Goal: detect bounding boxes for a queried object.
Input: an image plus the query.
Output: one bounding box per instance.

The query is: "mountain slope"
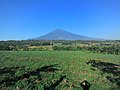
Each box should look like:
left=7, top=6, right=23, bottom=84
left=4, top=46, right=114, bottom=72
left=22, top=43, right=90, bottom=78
left=31, top=29, right=103, bottom=40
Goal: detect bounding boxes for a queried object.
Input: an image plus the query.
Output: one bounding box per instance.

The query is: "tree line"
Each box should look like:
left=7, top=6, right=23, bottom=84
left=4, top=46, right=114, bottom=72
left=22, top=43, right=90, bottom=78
left=0, top=40, right=120, bottom=55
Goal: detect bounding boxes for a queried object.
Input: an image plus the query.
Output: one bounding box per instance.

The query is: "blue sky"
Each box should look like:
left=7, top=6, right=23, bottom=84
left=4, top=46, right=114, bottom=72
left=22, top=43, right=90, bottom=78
left=0, top=0, right=120, bottom=40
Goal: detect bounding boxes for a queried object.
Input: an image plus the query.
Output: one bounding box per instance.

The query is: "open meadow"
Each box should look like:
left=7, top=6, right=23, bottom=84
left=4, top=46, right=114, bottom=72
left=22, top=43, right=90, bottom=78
left=0, top=51, right=120, bottom=90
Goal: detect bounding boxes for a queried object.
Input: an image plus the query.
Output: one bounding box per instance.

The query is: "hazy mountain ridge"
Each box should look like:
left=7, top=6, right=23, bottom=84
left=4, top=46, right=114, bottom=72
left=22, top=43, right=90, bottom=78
left=31, top=29, right=103, bottom=40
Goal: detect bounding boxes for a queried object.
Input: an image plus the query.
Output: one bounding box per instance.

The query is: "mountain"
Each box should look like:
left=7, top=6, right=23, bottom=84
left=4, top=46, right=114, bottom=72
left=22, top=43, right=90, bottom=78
left=31, top=29, right=103, bottom=40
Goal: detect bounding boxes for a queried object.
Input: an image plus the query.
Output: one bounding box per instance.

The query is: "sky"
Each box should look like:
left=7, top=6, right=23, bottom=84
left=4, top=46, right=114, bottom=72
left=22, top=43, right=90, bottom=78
left=0, top=0, right=120, bottom=40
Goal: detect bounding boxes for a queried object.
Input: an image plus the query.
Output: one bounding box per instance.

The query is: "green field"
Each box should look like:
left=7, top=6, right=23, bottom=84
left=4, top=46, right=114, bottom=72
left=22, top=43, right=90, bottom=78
left=0, top=51, right=120, bottom=90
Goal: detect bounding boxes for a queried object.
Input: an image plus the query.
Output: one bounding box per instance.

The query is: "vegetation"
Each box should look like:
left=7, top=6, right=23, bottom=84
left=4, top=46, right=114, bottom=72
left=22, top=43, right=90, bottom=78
left=0, top=51, right=120, bottom=90
left=0, top=40, right=120, bottom=89
left=0, top=40, right=120, bottom=55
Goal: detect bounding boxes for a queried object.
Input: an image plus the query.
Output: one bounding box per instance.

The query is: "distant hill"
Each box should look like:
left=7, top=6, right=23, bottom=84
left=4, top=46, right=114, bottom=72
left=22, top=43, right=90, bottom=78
left=30, top=29, right=103, bottom=40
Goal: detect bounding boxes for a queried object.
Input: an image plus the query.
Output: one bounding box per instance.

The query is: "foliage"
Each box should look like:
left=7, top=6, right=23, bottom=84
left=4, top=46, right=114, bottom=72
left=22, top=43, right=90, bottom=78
left=0, top=40, right=120, bottom=55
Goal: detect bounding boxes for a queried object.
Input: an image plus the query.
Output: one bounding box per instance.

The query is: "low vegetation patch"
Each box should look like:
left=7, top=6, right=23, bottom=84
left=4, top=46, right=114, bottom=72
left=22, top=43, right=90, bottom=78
left=0, top=51, right=120, bottom=89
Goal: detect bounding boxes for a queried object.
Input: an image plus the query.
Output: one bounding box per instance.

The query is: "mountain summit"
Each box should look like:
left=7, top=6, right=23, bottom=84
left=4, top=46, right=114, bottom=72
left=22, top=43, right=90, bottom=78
left=31, top=29, right=103, bottom=40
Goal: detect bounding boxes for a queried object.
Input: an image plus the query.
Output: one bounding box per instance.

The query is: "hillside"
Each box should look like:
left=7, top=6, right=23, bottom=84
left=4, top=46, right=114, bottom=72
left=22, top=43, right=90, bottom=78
left=31, top=29, right=103, bottom=40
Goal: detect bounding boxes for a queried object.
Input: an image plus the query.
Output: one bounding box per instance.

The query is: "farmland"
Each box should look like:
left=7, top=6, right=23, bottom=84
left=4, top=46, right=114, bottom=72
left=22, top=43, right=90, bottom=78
left=0, top=51, right=120, bottom=90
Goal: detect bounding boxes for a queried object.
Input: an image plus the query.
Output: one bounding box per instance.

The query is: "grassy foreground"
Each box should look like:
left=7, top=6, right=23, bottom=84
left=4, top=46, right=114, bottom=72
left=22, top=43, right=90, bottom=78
left=0, top=51, right=120, bottom=90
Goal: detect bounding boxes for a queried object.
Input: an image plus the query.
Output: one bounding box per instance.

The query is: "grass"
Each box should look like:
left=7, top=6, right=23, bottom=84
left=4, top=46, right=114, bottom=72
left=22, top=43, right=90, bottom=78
left=0, top=51, right=120, bottom=90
